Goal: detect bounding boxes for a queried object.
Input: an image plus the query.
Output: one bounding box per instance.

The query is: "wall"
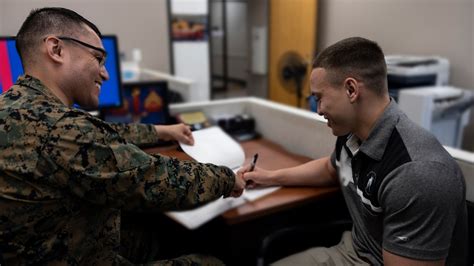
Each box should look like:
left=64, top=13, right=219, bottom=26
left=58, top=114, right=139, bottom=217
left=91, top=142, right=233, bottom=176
left=0, top=1, right=4, bottom=33
left=0, top=0, right=170, bottom=73
left=317, top=0, right=474, bottom=151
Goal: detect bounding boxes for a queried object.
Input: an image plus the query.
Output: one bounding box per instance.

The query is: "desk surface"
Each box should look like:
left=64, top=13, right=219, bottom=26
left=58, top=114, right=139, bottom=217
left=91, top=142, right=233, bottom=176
left=145, top=138, right=339, bottom=225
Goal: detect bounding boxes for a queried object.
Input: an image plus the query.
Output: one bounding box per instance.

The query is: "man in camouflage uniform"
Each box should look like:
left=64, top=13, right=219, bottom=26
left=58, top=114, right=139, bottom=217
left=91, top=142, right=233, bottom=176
left=0, top=7, right=245, bottom=265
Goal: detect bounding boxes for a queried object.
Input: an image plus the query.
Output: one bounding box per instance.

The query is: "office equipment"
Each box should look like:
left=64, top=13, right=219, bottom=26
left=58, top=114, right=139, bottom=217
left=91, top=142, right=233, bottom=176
left=0, top=36, right=22, bottom=93
left=398, top=86, right=474, bottom=148
left=268, top=0, right=317, bottom=107
left=385, top=55, right=449, bottom=99
left=277, top=51, right=308, bottom=108
left=212, top=113, right=259, bottom=141
left=102, top=81, right=171, bottom=125
left=0, top=35, right=123, bottom=109
left=176, top=111, right=209, bottom=130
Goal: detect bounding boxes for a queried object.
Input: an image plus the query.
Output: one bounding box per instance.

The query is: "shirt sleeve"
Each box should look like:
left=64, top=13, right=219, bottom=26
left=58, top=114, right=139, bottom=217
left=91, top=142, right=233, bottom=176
left=107, top=122, right=160, bottom=147
left=41, top=112, right=235, bottom=211
left=379, top=161, right=465, bottom=260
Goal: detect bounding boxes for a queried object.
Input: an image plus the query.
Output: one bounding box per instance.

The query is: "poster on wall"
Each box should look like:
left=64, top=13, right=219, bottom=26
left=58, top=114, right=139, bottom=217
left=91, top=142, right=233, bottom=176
left=171, top=16, right=208, bottom=41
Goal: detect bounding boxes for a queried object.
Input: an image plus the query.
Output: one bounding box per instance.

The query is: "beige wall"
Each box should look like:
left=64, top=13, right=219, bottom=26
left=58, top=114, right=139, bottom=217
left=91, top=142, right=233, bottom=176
left=1, top=0, right=473, bottom=149
left=317, top=0, right=474, bottom=151
left=0, top=0, right=170, bottom=72
left=318, top=0, right=473, bottom=88
left=0, top=1, right=4, bottom=33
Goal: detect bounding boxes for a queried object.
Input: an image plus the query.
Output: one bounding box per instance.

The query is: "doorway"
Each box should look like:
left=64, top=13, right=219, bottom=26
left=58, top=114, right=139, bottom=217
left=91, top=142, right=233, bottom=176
left=210, top=0, right=249, bottom=99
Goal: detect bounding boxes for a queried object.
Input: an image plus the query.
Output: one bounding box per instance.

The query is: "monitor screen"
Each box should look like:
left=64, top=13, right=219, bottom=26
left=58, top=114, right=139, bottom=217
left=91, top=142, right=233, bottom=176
left=0, top=35, right=123, bottom=109
left=102, top=81, right=171, bottom=125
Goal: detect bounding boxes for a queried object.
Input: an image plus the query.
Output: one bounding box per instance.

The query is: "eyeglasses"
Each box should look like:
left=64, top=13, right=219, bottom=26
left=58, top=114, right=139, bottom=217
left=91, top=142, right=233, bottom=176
left=56, top=36, right=107, bottom=66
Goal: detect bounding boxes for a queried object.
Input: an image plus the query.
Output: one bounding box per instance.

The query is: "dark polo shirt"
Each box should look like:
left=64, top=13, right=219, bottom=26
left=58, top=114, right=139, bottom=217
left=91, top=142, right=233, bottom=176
left=331, top=100, right=468, bottom=265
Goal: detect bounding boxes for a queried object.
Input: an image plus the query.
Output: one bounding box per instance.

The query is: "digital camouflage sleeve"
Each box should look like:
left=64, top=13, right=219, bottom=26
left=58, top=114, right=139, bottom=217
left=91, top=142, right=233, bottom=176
left=0, top=75, right=235, bottom=264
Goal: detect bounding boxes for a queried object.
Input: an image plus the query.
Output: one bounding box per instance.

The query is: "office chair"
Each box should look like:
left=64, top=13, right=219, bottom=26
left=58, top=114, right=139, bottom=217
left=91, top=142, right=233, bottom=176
left=256, top=219, right=353, bottom=266
left=467, top=200, right=474, bottom=265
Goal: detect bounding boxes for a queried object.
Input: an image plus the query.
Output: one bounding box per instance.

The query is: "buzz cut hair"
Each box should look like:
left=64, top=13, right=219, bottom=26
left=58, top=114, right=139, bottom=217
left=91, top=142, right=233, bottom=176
left=312, top=37, right=387, bottom=95
left=15, top=7, right=102, bottom=68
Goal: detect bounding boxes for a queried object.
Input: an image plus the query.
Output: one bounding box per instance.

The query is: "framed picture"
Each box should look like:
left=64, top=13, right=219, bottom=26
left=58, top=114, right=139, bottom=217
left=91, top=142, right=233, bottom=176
left=102, top=81, right=171, bottom=125
left=171, top=16, right=208, bottom=41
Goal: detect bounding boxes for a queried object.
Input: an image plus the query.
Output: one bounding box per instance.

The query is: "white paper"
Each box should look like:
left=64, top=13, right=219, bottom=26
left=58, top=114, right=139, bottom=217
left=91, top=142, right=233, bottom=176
left=242, top=187, right=280, bottom=201
left=167, top=196, right=246, bottom=230
left=179, top=126, right=245, bottom=169
left=166, top=126, right=280, bottom=229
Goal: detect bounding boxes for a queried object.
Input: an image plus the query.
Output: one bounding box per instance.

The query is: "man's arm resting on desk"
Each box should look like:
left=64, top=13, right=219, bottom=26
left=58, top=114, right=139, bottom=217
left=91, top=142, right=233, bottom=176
left=47, top=115, right=238, bottom=211
left=107, top=123, right=194, bottom=146
left=241, top=156, right=338, bottom=188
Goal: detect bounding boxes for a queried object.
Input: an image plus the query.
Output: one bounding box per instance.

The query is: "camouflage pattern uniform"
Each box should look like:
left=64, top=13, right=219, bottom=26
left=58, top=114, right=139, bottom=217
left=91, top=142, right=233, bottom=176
left=0, top=75, right=235, bottom=265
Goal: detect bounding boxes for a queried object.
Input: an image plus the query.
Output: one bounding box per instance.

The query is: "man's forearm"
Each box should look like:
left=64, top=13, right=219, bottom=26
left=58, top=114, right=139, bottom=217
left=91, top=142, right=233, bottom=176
left=273, top=156, right=339, bottom=187
left=108, top=122, right=159, bottom=146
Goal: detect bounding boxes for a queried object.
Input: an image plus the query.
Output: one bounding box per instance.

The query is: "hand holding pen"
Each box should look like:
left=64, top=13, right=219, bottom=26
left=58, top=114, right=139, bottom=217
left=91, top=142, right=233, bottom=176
left=239, top=153, right=276, bottom=189
left=249, top=153, right=259, bottom=172
left=238, top=153, right=260, bottom=189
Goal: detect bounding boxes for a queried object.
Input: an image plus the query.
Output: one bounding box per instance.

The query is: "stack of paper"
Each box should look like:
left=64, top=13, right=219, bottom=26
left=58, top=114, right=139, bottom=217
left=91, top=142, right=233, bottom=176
left=166, top=126, right=279, bottom=229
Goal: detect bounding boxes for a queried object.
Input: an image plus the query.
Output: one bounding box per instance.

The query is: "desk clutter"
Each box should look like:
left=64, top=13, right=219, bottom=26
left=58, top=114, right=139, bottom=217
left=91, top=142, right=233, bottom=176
left=176, top=111, right=260, bottom=142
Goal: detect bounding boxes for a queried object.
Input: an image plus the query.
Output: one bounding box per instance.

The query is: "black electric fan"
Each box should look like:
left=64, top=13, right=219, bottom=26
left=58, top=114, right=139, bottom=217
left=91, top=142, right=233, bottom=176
left=277, top=51, right=308, bottom=107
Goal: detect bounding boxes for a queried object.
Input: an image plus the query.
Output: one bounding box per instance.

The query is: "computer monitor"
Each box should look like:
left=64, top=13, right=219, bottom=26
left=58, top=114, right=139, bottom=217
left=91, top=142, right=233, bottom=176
left=0, top=35, right=123, bottom=109
left=102, top=81, right=171, bottom=125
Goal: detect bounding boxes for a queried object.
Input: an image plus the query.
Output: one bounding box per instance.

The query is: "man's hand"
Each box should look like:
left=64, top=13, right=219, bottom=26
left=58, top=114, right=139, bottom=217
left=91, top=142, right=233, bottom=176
left=229, top=173, right=245, bottom=197
left=237, top=165, right=275, bottom=189
left=154, top=123, right=194, bottom=145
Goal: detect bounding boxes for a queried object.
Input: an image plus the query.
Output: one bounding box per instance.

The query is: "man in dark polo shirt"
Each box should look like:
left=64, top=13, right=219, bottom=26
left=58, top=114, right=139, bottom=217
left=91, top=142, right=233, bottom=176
left=239, top=37, right=468, bottom=265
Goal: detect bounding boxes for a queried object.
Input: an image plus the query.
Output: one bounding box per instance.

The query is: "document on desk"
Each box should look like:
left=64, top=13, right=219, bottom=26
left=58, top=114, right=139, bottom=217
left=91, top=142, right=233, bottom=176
left=179, top=126, right=246, bottom=170
left=166, top=126, right=280, bottom=229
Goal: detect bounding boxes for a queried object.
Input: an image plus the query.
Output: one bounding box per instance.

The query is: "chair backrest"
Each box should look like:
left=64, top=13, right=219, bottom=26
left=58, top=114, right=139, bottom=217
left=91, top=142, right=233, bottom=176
left=467, top=200, right=474, bottom=265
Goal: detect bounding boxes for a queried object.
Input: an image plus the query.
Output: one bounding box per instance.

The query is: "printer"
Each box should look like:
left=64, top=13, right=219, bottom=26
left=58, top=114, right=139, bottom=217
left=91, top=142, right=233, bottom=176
left=386, top=55, right=449, bottom=100
left=398, top=86, right=474, bottom=148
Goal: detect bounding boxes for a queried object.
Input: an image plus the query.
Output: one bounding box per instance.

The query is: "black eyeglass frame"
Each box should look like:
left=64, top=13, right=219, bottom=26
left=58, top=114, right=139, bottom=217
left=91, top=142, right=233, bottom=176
left=55, top=36, right=108, bottom=66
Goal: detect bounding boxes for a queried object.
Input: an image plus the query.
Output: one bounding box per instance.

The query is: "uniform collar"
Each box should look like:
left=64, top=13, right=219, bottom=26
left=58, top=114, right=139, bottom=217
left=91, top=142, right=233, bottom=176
left=15, top=75, right=66, bottom=106
left=358, top=99, right=400, bottom=161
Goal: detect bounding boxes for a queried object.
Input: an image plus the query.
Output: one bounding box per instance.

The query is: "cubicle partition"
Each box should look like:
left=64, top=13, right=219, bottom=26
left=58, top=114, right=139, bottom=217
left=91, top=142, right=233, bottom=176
left=170, top=97, right=474, bottom=196
left=170, top=97, right=335, bottom=159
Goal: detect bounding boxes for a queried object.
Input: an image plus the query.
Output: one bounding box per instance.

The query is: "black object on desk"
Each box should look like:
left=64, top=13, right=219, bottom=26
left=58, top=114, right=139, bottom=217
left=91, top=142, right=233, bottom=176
left=217, top=114, right=260, bottom=141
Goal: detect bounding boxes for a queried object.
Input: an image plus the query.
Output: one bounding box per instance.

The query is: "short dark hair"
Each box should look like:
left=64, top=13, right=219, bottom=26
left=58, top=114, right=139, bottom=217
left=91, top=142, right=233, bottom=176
left=313, top=37, right=387, bottom=95
left=16, top=7, right=102, bottom=68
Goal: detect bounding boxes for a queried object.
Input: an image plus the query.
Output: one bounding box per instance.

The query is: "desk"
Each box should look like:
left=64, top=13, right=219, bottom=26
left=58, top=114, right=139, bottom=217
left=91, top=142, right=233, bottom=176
left=142, top=138, right=343, bottom=265
left=145, top=138, right=340, bottom=225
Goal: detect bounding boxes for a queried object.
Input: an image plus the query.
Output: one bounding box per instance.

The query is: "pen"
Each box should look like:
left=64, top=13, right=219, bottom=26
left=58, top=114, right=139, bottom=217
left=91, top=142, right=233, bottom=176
left=249, top=153, right=259, bottom=172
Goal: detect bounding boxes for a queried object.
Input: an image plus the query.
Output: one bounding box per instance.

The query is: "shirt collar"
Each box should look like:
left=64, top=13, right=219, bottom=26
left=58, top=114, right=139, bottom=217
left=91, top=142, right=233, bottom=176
left=358, top=99, right=400, bottom=161
left=15, top=75, right=65, bottom=106
left=345, top=133, right=361, bottom=157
